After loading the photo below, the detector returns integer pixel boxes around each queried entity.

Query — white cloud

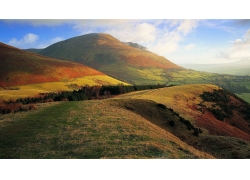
[8,33,39,48]
[217,29,250,61]
[5,20,200,57]
[184,43,196,51]
[23,33,39,44]
[72,19,199,56]
[50,37,64,44]
[147,20,199,55]
[105,22,156,44]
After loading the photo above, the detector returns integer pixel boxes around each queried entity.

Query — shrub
[169,120,175,127]
[193,128,199,136]
[20,105,29,111]
[28,104,36,110]
[198,128,203,134]
[156,103,166,109]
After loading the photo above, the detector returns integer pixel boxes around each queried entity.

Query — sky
[1,1,250,65]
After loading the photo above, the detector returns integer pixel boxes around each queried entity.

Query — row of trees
[15,84,167,105]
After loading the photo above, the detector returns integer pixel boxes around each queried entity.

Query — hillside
[0,42,128,100]
[34,33,250,103]
[38,33,184,84]
[24,48,43,54]
[1,84,250,158]
[114,84,250,158]
[0,99,213,159]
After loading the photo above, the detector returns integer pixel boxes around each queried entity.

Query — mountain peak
[38,33,184,84]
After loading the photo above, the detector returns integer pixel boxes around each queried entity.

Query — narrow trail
[132,88,161,99]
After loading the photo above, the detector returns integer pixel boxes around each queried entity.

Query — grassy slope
[1,84,250,158]
[0,75,128,101]
[38,33,183,84]
[164,70,250,103]
[114,84,250,158]
[0,42,128,101]
[0,100,213,159]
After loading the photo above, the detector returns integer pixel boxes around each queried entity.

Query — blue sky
[1,19,250,65]
[1,0,250,65]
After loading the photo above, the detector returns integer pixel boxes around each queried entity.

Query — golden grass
[115,84,220,122]
[0,75,130,101]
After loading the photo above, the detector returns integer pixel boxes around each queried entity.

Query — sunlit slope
[0,75,127,101]
[0,42,128,100]
[116,84,250,140]
[0,42,120,87]
[0,100,213,158]
[38,33,184,84]
[114,84,250,158]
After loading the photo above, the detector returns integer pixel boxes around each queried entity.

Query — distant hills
[33,33,183,84]
[181,59,250,76]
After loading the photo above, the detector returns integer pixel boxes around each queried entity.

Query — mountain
[122,42,146,50]
[0,42,128,100]
[24,48,43,54]
[37,33,184,84]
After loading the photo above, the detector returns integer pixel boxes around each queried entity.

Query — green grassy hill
[38,33,183,84]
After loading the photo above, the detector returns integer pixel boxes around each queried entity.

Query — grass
[1,84,250,158]
[0,100,212,159]
[236,93,250,104]
[113,84,250,158]
[0,75,129,101]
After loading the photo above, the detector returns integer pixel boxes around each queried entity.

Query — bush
[193,128,199,136]
[20,105,29,111]
[169,120,175,127]
[156,103,166,109]
[28,104,36,110]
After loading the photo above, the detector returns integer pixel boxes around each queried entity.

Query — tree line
[1,84,167,114]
